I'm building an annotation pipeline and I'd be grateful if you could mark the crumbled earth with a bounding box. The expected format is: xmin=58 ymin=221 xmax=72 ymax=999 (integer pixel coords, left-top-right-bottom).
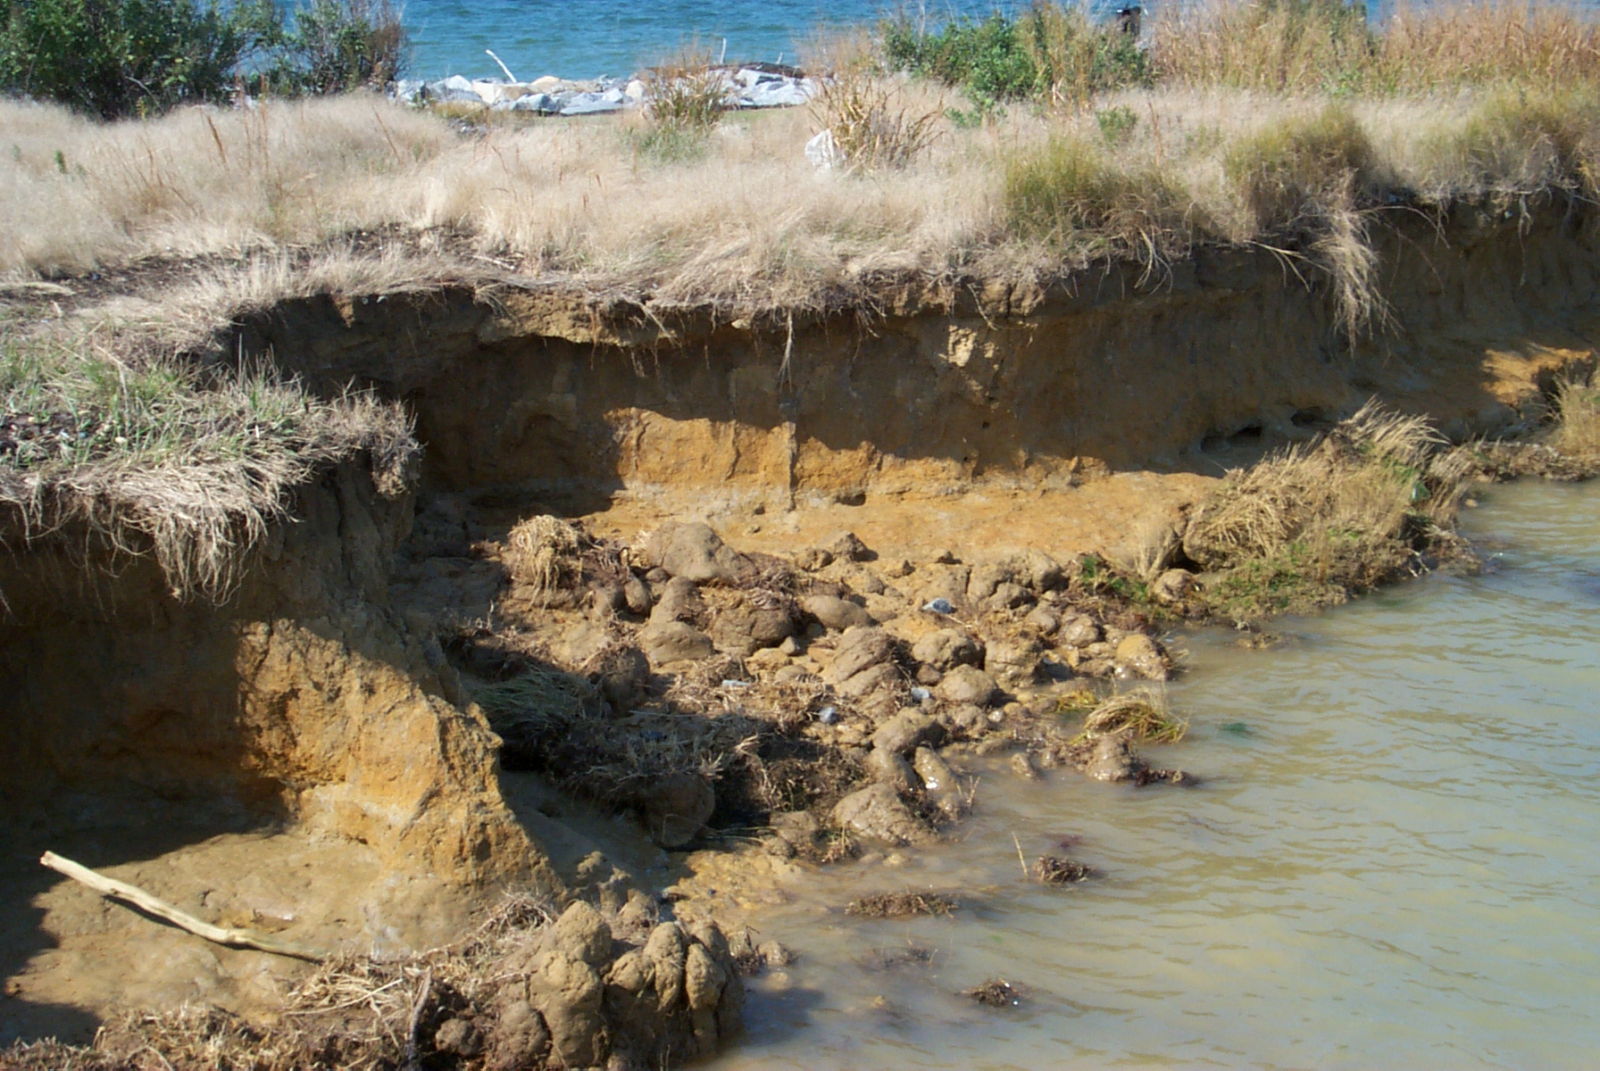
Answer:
xmin=393 ymin=510 xmax=1197 ymax=863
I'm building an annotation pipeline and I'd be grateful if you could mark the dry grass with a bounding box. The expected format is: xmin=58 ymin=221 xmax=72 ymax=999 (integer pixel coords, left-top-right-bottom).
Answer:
xmin=808 ymin=69 xmax=943 ymax=173
xmin=1075 ymin=688 xmax=1188 ymax=744
xmin=1034 ymin=855 xmax=1092 ymax=884
xmin=1152 ymin=0 xmax=1600 ymax=95
xmin=503 ymin=514 xmax=586 ymax=594
xmin=1187 ymin=401 xmax=1473 ymax=617
xmin=8 ymin=55 xmax=1600 ymax=315
xmin=1 ymin=6 xmax=1596 ymax=590
xmin=1552 ymin=368 xmax=1600 ymax=457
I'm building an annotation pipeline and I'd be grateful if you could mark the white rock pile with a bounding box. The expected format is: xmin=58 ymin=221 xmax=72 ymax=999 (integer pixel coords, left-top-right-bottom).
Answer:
xmin=392 ymin=63 xmax=816 ymax=117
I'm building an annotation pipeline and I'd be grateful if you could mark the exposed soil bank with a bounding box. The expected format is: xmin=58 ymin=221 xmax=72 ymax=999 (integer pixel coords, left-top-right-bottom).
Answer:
xmin=238 ymin=200 xmax=1599 ymax=517
xmin=0 ymin=459 xmax=534 ymax=888
xmin=3 ymin=200 xmax=1599 ymax=1062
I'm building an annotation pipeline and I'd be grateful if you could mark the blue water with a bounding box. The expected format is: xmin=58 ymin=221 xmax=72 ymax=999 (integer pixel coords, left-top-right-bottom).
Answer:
xmin=400 ymin=1 xmax=1040 ymax=80
xmin=398 ymin=0 xmax=1600 ymax=81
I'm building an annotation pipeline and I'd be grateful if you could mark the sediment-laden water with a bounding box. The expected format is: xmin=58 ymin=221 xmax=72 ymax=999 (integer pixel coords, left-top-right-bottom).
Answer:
xmin=712 ymin=479 xmax=1600 ymax=1069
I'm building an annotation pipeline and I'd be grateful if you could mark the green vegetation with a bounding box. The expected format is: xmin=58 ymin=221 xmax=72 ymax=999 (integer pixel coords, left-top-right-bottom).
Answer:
xmin=0 ymin=0 xmax=405 ymax=118
xmin=881 ymin=4 xmax=1149 ymax=110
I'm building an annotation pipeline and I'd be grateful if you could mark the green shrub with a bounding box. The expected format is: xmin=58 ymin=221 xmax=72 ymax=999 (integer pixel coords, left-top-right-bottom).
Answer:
xmin=0 ymin=0 xmax=406 ymax=117
xmin=0 ymin=0 xmax=270 ymax=117
xmin=880 ymin=3 xmax=1148 ymax=108
xmin=266 ymin=0 xmax=405 ymax=95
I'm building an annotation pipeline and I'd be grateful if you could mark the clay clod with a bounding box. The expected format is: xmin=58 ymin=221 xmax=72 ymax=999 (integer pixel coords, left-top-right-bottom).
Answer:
xmin=911 ymin=628 xmax=983 ymax=671
xmin=639 ymin=620 xmax=716 ymax=665
xmin=831 ymin=783 xmax=937 ymax=846
xmin=801 ymin=593 xmax=874 ymax=631
xmin=641 ymin=771 xmax=716 ymax=848
xmin=645 ymin=521 xmax=750 ymax=583
xmin=935 ymin=664 xmax=1001 ymax=706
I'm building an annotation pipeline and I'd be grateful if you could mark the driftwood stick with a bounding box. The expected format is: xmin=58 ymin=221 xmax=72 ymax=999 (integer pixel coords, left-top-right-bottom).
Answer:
xmin=40 ymin=851 xmax=326 ymax=962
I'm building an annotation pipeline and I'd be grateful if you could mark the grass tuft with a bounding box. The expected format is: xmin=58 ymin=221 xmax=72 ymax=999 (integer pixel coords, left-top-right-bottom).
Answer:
xmin=809 ymin=68 xmax=942 ymax=173
xmin=1002 ymin=134 xmax=1194 ymax=269
xmin=1552 ymin=368 xmax=1600 ymax=457
xmin=1075 ymin=688 xmax=1188 ymax=744
xmin=1186 ymin=401 xmax=1469 ymax=618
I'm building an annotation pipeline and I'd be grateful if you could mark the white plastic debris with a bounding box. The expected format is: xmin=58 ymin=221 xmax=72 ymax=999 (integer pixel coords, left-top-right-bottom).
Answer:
xmin=805 ymin=129 xmax=842 ymax=171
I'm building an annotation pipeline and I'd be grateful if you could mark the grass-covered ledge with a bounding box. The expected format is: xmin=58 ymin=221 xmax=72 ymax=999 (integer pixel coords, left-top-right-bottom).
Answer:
xmin=0 ymin=305 xmax=416 ymax=599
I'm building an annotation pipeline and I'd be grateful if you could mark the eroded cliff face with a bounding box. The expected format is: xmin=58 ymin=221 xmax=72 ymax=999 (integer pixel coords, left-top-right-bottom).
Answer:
xmin=238 ymin=200 xmax=1600 ymax=512
xmin=0 ymin=460 xmax=541 ymax=889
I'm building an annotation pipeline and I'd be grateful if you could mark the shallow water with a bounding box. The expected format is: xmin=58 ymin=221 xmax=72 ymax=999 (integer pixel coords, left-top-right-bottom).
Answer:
xmin=713 ymin=479 xmax=1600 ymax=1070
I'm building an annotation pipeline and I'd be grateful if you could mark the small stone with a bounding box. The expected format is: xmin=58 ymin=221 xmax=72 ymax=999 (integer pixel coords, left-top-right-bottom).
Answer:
xmin=984 ymin=636 xmax=1043 ymax=688
xmin=831 ymin=626 xmax=896 ymax=682
xmin=824 ymin=530 xmax=871 ymax=561
xmin=939 ymin=703 xmax=987 ymax=738
xmin=796 ymin=547 xmax=834 ymax=571
xmin=778 ymin=635 xmax=802 ymax=656
xmin=650 ymin=575 xmax=705 ymax=625
xmin=883 ymin=558 xmax=914 ymax=579
xmin=1008 ymin=549 xmax=1064 ymax=592
xmin=1085 ymin=734 xmax=1135 ymax=782
xmin=645 ymin=521 xmax=749 ymax=583
xmin=544 ymin=901 xmax=613 ymax=966
xmin=435 ymin=1018 xmax=484 ymax=1056
xmin=989 ymin=581 xmax=1034 ymax=610
xmin=623 ymin=575 xmax=653 ymax=615
xmin=966 ymin=563 xmax=1011 ymax=602
xmin=871 ymin=709 xmax=937 ymax=756
xmin=831 ymin=782 xmax=936 ymax=846
xmin=1025 ymin=606 xmax=1060 ymax=634
xmin=758 ymin=940 xmax=795 ymax=967
xmin=1010 ymin=752 xmax=1039 ymax=780
xmin=1058 ymin=614 xmax=1102 ymax=648
xmin=1152 ymin=568 xmax=1198 ymax=603
xmin=912 ymin=745 xmax=957 ymax=793
xmin=911 ymin=628 xmax=983 ymax=671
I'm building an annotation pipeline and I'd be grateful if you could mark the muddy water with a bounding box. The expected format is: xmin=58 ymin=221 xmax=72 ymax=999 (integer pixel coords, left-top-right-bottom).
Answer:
xmin=714 ymin=480 xmax=1600 ymax=1070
